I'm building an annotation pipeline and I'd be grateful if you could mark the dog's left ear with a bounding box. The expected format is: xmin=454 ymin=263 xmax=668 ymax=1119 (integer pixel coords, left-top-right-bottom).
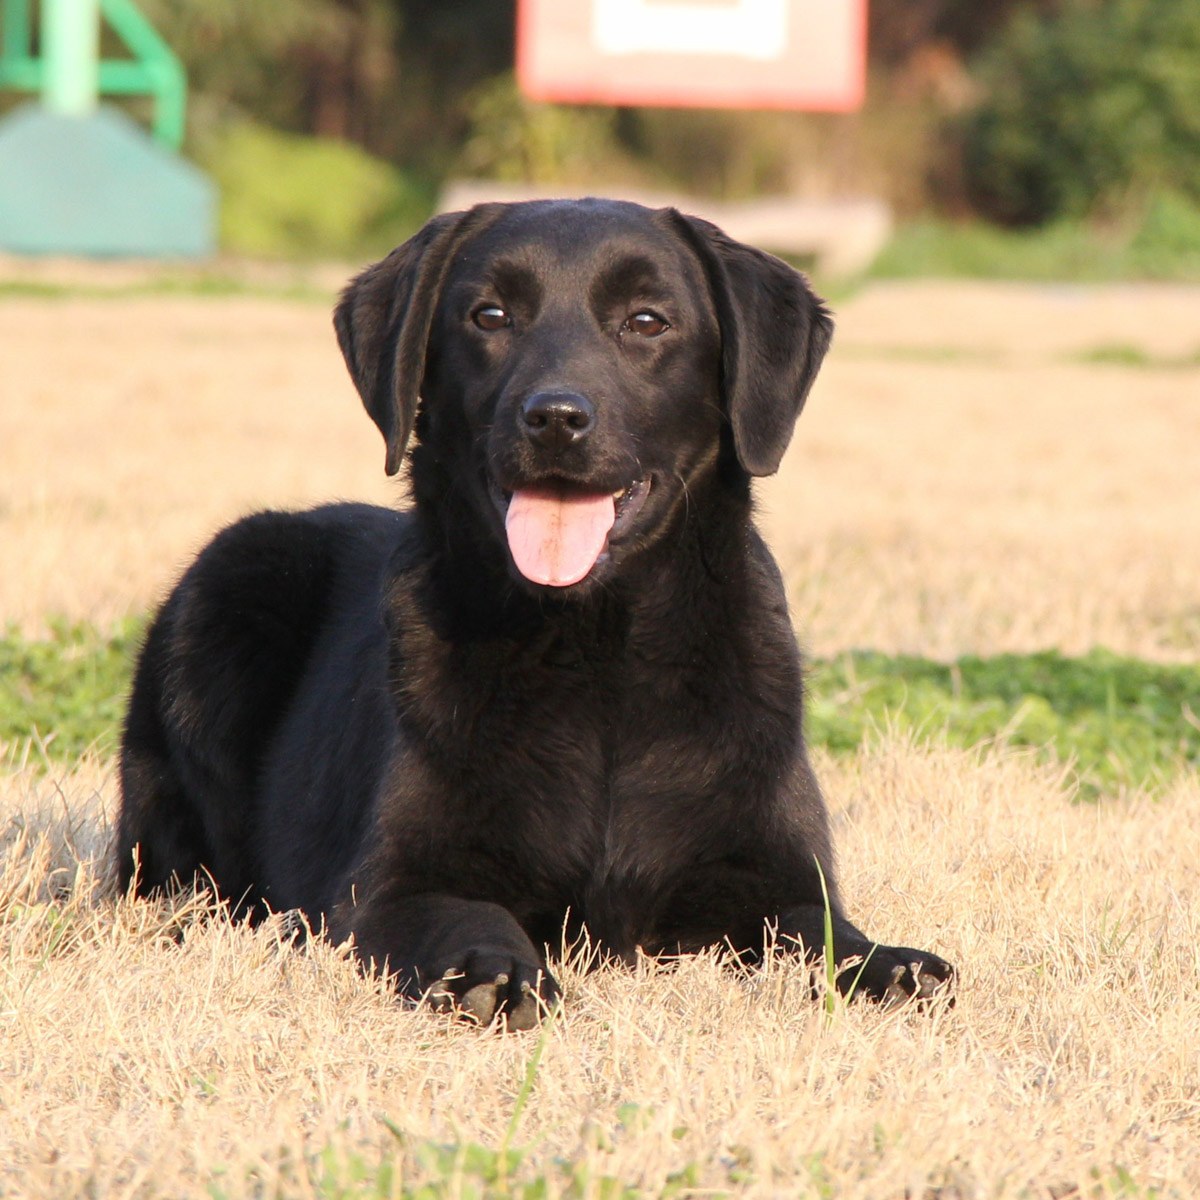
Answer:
xmin=669 ymin=211 xmax=834 ymax=477
xmin=334 ymin=206 xmax=499 ymax=476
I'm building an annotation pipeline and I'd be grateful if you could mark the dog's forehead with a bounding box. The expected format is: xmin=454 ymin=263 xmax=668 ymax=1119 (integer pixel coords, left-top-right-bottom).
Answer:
xmin=452 ymin=200 xmax=694 ymax=285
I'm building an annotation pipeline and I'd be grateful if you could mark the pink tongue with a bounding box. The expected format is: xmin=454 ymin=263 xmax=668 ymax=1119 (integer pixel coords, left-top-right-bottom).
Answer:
xmin=505 ymin=485 xmax=616 ymax=586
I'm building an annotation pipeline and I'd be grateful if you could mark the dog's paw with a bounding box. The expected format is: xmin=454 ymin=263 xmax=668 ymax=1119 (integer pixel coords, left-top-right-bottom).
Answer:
xmin=425 ymin=949 xmax=560 ymax=1030
xmin=844 ymin=944 xmax=956 ymax=1008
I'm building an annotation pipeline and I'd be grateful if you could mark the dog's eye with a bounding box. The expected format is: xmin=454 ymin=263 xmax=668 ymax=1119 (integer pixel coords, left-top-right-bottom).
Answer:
xmin=623 ymin=311 xmax=669 ymax=338
xmin=473 ymin=305 xmax=511 ymax=331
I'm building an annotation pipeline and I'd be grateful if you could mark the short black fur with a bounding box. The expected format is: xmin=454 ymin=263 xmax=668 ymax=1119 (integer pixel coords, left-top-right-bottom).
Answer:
xmin=118 ymin=199 xmax=953 ymax=1026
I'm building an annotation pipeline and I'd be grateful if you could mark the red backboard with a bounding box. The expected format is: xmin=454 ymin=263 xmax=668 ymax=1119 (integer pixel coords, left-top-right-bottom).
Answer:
xmin=517 ymin=0 xmax=867 ymax=112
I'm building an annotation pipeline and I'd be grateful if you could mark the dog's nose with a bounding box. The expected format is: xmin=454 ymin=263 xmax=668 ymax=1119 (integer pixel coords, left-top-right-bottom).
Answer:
xmin=520 ymin=391 xmax=596 ymax=451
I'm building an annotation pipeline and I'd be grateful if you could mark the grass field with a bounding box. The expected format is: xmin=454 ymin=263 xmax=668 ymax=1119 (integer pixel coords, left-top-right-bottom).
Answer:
xmin=2 ymin=273 xmax=1199 ymax=1197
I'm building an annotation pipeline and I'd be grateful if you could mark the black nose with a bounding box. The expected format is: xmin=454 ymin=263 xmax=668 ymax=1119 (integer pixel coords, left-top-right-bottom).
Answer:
xmin=520 ymin=391 xmax=596 ymax=452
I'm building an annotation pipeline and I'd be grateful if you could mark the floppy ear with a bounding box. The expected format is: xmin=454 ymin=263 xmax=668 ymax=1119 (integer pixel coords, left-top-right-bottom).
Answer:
xmin=334 ymin=206 xmax=499 ymax=476
xmin=669 ymin=211 xmax=834 ymax=477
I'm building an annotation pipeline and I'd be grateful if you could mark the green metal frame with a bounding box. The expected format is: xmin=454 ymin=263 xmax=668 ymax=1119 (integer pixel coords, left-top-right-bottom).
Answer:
xmin=0 ymin=0 xmax=37 ymax=87
xmin=0 ymin=0 xmax=186 ymax=147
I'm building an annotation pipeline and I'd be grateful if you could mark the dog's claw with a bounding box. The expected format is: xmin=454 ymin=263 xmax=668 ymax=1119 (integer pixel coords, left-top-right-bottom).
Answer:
xmin=504 ymin=988 xmax=541 ymax=1031
xmin=426 ymin=979 xmax=457 ymax=1013
xmin=882 ymin=963 xmax=910 ymax=1007
xmin=879 ymin=957 xmax=955 ymax=1009
xmin=432 ymin=969 xmax=543 ymax=1029
xmin=915 ymin=965 xmax=941 ymax=999
xmin=459 ymin=979 xmax=501 ymax=1025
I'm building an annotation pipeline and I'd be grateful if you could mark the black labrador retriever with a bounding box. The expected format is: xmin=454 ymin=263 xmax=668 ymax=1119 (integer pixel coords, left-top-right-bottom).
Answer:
xmin=117 ymin=199 xmax=953 ymax=1027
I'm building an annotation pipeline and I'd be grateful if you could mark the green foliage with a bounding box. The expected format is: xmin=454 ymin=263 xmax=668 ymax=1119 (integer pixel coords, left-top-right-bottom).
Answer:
xmin=5 ymin=626 xmax=1198 ymax=801
xmin=806 ymin=649 xmax=1200 ymax=798
xmin=1127 ymin=189 xmax=1200 ymax=275
xmin=870 ymin=218 xmax=1125 ymax=281
xmin=622 ymin=107 xmax=806 ymax=201
xmin=138 ymin=0 xmax=399 ymax=142
xmin=456 ymin=75 xmax=637 ymax=187
xmin=963 ymin=0 xmax=1200 ymax=226
xmin=196 ymin=120 xmax=433 ymax=259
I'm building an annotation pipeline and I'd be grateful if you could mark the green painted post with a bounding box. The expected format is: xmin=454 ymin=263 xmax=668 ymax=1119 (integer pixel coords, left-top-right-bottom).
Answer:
xmin=42 ymin=0 xmax=100 ymax=116
xmin=0 ymin=0 xmax=43 ymax=89
xmin=101 ymin=0 xmax=187 ymax=147
xmin=2 ymin=0 xmax=33 ymax=61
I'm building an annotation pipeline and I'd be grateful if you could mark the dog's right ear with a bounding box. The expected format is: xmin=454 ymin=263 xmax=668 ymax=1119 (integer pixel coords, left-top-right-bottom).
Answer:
xmin=334 ymin=207 xmax=497 ymax=476
xmin=668 ymin=211 xmax=834 ymax=477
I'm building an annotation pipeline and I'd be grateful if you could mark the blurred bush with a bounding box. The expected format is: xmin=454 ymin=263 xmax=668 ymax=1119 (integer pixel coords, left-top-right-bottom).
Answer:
xmin=453 ymin=74 xmax=945 ymax=211
xmin=195 ymin=120 xmax=432 ymax=259
xmin=138 ymin=0 xmax=400 ymax=146
xmin=962 ymin=0 xmax=1200 ymax=226
xmin=456 ymin=75 xmax=640 ymax=186
xmin=1129 ymin=189 xmax=1200 ymax=272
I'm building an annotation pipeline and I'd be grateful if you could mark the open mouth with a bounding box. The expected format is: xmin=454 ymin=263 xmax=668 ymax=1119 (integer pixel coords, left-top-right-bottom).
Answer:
xmin=609 ymin=477 xmax=652 ymax=534
xmin=499 ymin=476 xmax=651 ymax=587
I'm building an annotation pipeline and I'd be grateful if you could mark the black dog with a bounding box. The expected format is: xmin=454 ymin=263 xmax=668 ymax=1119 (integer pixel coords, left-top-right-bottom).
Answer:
xmin=118 ymin=199 xmax=953 ymax=1027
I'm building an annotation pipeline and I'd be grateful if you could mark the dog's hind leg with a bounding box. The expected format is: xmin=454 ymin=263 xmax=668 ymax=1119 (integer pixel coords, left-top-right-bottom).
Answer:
xmin=116 ymin=612 xmax=209 ymax=898
xmin=117 ymin=509 xmax=351 ymax=915
xmin=117 ymin=601 xmax=269 ymax=916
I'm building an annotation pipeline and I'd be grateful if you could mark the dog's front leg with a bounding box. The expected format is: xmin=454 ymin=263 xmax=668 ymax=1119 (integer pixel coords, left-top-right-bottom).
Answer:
xmin=337 ymin=892 xmax=559 ymax=1028
xmin=776 ymin=904 xmax=955 ymax=1006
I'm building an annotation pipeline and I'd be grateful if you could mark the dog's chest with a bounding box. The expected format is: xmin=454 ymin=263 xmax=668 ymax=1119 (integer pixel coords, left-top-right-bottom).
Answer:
xmin=391 ymin=573 xmax=800 ymax=952
xmin=418 ymin=628 xmax=772 ymax=889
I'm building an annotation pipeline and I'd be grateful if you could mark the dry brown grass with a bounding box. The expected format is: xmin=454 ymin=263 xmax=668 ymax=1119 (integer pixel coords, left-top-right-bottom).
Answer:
xmin=760 ymin=354 xmax=1200 ymax=662
xmin=3 ymin=282 xmax=1199 ymax=659
xmin=2 ymin=278 xmax=1200 ymax=1196
xmin=3 ymin=745 xmax=1198 ymax=1197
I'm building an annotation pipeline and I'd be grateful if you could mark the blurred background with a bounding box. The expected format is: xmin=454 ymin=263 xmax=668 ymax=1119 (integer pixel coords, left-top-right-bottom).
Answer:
xmin=2 ymin=0 xmax=1199 ymax=280
xmin=4 ymin=12 xmax=1200 ymax=1194
xmin=2 ymin=0 xmax=1199 ymax=668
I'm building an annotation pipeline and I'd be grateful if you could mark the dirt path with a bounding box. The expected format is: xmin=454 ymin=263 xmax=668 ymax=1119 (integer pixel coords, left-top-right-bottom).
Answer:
xmin=3 ymin=278 xmax=1199 ymax=658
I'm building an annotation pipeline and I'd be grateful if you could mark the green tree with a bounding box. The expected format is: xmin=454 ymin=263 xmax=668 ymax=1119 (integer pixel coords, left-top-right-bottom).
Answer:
xmin=137 ymin=0 xmax=399 ymax=145
xmin=963 ymin=0 xmax=1200 ymax=224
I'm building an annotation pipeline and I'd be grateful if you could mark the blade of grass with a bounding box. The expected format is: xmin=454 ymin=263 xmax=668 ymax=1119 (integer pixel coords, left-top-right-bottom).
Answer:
xmin=814 ymin=857 xmax=837 ymax=1017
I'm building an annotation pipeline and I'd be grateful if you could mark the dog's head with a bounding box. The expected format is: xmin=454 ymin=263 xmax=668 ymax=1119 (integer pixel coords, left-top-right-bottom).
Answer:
xmin=335 ymin=199 xmax=832 ymax=593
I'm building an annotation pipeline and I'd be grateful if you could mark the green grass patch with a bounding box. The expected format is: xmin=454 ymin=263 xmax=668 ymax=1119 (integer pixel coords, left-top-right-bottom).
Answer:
xmin=871 ymin=207 xmax=1200 ymax=283
xmin=806 ymin=649 xmax=1200 ymax=798
xmin=209 ymin=1133 xmax=695 ymax=1199
xmin=3 ymin=624 xmax=1198 ymax=797
xmin=871 ymin=218 xmax=1123 ymax=282
xmin=0 ymin=280 xmax=72 ymax=300
xmin=0 ymin=619 xmax=144 ymax=764
xmin=1069 ymin=343 xmax=1200 ymax=370
xmin=0 ymin=275 xmax=336 ymax=304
